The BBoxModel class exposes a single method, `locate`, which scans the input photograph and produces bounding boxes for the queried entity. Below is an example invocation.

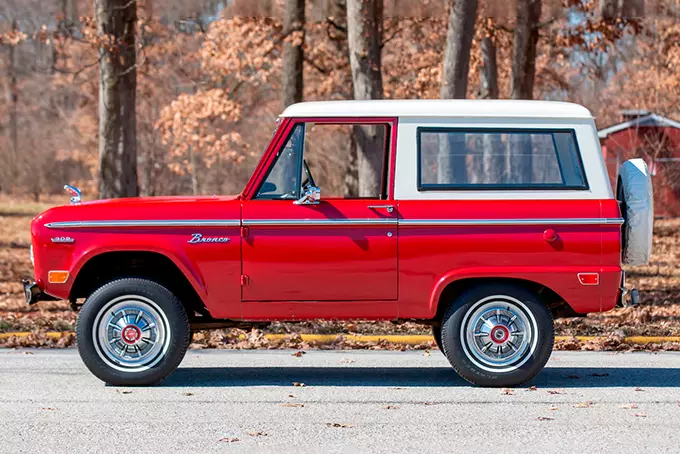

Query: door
[241,120,398,302]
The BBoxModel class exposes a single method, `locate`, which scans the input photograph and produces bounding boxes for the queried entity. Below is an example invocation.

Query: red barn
[598,110,680,217]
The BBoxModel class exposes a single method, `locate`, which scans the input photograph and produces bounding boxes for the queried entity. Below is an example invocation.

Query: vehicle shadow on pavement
[162,366,680,388]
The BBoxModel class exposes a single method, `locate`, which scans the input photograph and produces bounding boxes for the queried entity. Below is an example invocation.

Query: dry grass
[1,197,678,350]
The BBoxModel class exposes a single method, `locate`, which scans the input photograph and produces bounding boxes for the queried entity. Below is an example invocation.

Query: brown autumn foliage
[1,0,677,197]
[0,0,679,349]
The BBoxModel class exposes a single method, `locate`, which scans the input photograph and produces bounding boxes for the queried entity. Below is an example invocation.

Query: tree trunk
[347,0,384,197]
[440,0,478,99]
[511,0,541,100]
[62,0,78,23]
[329,0,359,197]
[96,0,139,199]
[600,0,644,20]
[479,36,498,99]
[479,32,504,183]
[438,0,478,185]
[6,19,19,192]
[189,143,199,195]
[510,0,541,183]
[282,0,305,109]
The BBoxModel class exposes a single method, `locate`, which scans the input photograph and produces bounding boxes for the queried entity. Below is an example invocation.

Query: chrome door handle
[368,205,394,213]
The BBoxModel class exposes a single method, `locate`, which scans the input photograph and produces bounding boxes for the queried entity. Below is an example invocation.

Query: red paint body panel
[397,200,622,317]
[32,196,242,319]
[241,200,398,303]
[30,116,624,322]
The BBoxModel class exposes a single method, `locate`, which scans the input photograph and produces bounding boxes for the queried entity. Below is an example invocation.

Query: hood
[34,195,241,228]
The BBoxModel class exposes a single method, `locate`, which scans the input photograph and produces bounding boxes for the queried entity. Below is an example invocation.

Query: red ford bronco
[24,100,653,387]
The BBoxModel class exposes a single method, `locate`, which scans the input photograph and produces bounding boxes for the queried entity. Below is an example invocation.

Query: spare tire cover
[617,158,653,266]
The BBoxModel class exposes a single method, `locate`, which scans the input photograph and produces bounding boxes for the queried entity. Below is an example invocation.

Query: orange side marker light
[48,271,70,284]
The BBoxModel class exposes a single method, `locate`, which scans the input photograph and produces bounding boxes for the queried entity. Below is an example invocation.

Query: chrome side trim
[398,218,625,226]
[243,218,398,226]
[45,220,241,229]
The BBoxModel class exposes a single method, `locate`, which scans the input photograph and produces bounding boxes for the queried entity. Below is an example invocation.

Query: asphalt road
[1,349,680,454]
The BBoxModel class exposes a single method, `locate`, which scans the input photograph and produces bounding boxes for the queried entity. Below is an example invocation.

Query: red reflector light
[577,273,599,286]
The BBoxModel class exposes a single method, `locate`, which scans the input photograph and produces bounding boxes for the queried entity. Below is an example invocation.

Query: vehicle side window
[255,124,305,199]
[303,123,389,199]
[417,128,588,190]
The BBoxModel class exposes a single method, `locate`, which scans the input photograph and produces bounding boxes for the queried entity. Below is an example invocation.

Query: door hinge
[240,274,248,286]
[240,226,249,238]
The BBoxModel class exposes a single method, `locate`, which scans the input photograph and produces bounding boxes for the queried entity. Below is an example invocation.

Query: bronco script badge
[188,233,230,244]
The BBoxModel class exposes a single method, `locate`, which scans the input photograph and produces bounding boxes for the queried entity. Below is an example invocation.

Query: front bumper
[22,280,59,305]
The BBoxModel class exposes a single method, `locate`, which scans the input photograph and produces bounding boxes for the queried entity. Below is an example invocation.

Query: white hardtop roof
[280,99,593,120]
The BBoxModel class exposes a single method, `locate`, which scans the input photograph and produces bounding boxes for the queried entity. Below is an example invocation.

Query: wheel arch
[69,250,210,319]
[432,276,577,323]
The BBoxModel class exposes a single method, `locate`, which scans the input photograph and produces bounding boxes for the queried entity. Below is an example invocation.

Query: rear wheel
[440,284,554,387]
[76,278,190,386]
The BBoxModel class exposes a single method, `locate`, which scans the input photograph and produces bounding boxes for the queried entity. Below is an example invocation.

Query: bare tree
[511,0,541,100]
[438,0,478,185]
[478,24,504,184]
[600,0,644,20]
[5,19,19,192]
[510,0,542,183]
[440,0,478,99]
[282,0,305,109]
[346,0,384,197]
[479,37,498,99]
[96,0,139,198]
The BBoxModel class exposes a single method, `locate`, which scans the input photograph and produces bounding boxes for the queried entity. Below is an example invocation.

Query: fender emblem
[51,236,75,244]
[188,233,230,244]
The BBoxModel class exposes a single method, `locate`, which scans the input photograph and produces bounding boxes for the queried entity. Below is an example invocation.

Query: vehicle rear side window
[417,128,587,190]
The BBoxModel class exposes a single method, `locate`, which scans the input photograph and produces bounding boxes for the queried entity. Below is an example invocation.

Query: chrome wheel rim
[460,295,538,373]
[93,295,171,372]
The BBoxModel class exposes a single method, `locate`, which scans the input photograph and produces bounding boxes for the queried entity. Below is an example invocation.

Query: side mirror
[294,185,320,205]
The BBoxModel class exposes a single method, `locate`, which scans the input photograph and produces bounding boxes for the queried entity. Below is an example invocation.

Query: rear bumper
[22,280,59,305]
[616,271,639,308]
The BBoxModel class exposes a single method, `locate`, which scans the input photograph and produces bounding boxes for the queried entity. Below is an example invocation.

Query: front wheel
[76,278,190,386]
[440,284,554,387]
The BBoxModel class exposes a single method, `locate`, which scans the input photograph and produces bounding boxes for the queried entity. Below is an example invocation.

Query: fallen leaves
[116,390,132,395]
[292,382,306,387]
[281,403,304,408]
[248,431,267,437]
[182,392,194,396]
[547,390,564,395]
[326,423,352,428]
[526,386,537,391]
[501,388,515,395]
[384,405,399,410]
[635,387,645,392]
[573,401,594,408]
[40,407,56,411]
[218,437,240,443]
[620,404,639,409]
[537,416,554,421]
[291,351,306,357]
[633,412,648,418]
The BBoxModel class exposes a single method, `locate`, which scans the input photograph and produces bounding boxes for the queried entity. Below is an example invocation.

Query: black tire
[432,325,443,352]
[440,284,554,387]
[76,278,190,386]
